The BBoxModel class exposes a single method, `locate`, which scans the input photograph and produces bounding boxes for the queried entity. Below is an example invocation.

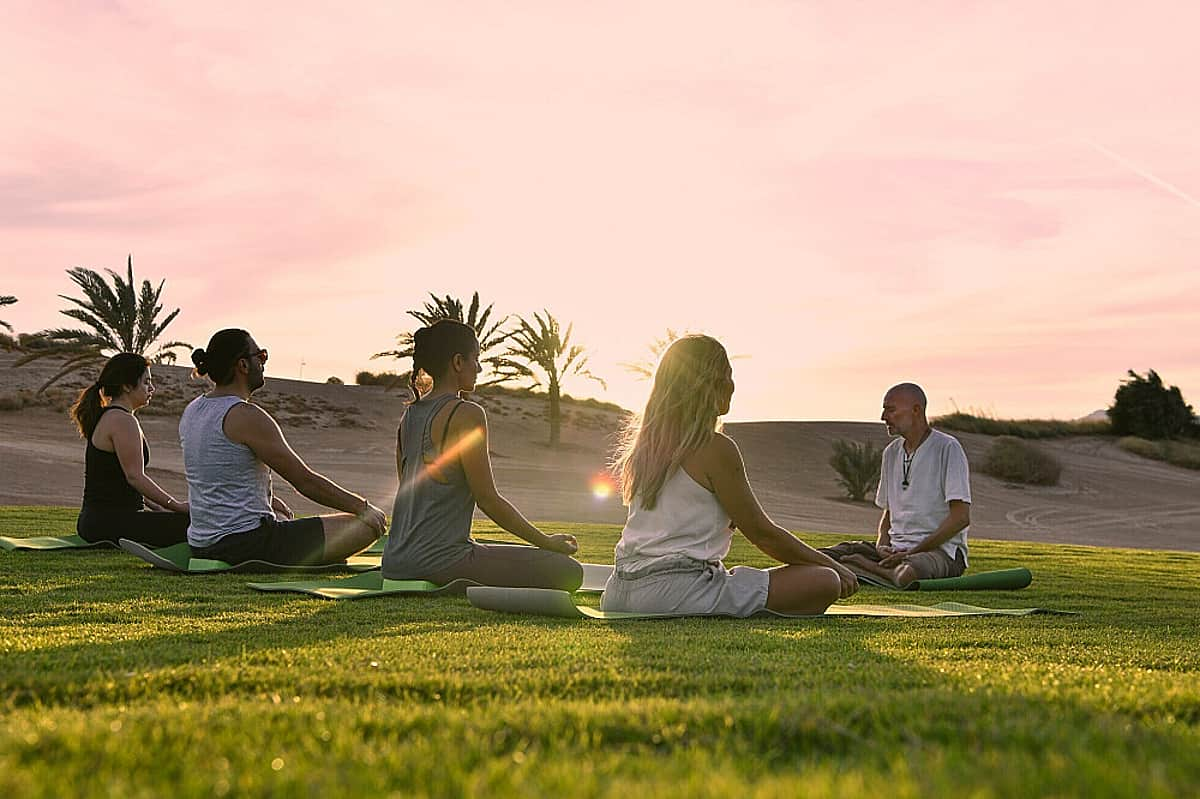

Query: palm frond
[0,294,15,332]
[35,349,108,391]
[13,257,187,390]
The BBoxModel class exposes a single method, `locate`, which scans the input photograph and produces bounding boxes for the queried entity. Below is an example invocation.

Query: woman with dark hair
[602,335,858,616]
[71,352,190,546]
[179,328,387,565]
[381,319,583,589]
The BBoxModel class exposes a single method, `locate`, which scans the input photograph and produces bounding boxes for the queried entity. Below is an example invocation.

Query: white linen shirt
[875,429,972,564]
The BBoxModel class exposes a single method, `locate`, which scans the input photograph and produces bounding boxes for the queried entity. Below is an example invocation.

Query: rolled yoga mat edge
[850,567,1033,591]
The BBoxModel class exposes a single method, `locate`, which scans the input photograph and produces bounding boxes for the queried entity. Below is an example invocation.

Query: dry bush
[829,439,883,501]
[1118,436,1200,470]
[936,412,1109,439]
[0,391,26,411]
[983,436,1062,485]
[0,389,63,413]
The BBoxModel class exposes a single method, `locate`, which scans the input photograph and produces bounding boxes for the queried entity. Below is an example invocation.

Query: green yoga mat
[465,586,1070,620]
[249,571,476,598]
[0,534,116,551]
[248,562,613,598]
[118,539,382,574]
[851,567,1033,591]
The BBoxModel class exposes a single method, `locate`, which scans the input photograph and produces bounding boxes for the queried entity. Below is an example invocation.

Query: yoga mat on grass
[247,562,614,598]
[851,567,1033,591]
[465,586,1071,620]
[0,534,116,551]
[249,571,476,598]
[118,539,381,574]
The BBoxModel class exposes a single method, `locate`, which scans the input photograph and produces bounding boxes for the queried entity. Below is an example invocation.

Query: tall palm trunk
[548,378,561,446]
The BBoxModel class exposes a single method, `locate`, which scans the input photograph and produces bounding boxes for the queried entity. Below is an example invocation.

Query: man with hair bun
[179,328,387,566]
[819,382,973,588]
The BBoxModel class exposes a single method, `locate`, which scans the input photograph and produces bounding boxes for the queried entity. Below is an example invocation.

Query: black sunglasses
[242,348,268,365]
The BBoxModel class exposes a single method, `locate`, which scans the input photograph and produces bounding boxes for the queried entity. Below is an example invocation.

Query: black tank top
[82,406,148,511]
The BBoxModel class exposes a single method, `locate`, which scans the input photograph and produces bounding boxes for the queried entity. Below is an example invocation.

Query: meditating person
[381,319,583,589]
[72,353,190,546]
[602,334,858,617]
[180,329,387,565]
[819,382,971,587]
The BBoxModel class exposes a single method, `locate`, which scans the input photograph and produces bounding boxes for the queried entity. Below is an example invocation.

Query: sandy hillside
[2,353,1199,552]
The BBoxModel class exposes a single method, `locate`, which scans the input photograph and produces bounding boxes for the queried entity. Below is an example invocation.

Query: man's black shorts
[190,515,326,565]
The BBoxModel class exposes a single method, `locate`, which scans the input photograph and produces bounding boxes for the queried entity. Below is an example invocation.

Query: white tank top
[179,394,274,546]
[614,467,732,570]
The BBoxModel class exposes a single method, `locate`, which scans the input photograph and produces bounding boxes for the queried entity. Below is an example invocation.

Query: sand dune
[3,354,1198,551]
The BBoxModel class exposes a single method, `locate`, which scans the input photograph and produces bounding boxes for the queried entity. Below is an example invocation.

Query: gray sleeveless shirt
[179,394,274,546]
[381,393,476,579]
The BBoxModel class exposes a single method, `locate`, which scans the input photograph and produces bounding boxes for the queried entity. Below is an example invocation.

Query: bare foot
[843,553,903,587]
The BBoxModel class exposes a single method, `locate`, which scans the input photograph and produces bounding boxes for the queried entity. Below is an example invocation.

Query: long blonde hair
[613,335,730,509]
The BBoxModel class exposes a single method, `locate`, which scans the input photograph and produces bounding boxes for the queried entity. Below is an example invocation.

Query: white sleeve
[943,438,972,504]
[874,446,889,509]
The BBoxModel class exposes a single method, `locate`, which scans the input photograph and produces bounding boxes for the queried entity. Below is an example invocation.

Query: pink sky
[3,1,1198,421]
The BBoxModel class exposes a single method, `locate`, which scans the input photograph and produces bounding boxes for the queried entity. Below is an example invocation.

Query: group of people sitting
[71,323,972,616]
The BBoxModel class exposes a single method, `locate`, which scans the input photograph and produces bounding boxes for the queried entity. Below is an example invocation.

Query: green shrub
[355,370,403,387]
[829,439,883,501]
[935,412,1109,439]
[1118,436,1200,470]
[1109,369,1197,440]
[983,436,1062,485]
[326,376,344,385]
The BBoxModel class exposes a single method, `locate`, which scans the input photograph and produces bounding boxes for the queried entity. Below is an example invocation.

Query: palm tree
[500,310,606,446]
[15,256,190,391]
[373,291,516,387]
[620,328,686,380]
[0,295,17,350]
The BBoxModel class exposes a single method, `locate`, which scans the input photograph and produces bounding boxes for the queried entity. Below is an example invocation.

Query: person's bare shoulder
[453,400,487,423]
[694,430,741,473]
[223,400,275,438]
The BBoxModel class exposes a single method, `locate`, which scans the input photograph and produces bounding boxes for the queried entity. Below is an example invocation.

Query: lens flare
[590,473,616,500]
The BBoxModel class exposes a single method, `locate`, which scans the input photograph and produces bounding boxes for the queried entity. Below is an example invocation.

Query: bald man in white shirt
[820,383,971,588]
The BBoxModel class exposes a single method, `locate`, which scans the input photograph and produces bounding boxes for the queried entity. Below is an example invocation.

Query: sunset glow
[3,2,1198,421]
[590,474,616,501]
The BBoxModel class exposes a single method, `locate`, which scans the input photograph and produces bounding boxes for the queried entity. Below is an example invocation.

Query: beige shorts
[818,541,966,581]
[601,556,770,618]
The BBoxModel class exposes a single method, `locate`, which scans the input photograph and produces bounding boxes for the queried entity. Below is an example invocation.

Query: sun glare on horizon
[590,473,617,500]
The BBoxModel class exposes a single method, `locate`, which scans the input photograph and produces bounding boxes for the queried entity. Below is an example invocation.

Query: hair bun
[191,347,209,376]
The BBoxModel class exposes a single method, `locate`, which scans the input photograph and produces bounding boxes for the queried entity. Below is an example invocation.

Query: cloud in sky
[3,1,1198,420]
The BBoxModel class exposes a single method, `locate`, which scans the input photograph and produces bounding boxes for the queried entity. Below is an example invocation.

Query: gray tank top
[381,393,476,579]
[179,394,274,546]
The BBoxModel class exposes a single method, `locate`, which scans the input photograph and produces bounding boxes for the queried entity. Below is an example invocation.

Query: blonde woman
[603,335,858,616]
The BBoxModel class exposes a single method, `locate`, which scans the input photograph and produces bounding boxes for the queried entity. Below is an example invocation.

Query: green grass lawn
[2,506,1199,798]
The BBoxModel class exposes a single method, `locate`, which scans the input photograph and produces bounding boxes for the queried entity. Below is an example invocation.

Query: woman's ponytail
[409,327,429,402]
[69,382,105,440]
[407,320,477,403]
